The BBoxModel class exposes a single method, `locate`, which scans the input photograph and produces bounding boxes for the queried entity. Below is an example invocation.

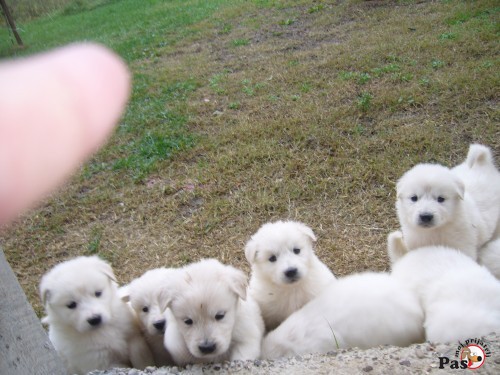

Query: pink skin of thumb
[0,43,131,226]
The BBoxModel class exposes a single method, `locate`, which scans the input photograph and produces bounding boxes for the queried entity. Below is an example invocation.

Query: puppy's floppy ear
[93,256,117,283]
[396,177,406,199]
[158,270,184,312]
[158,287,175,312]
[244,238,259,264]
[39,276,52,306]
[119,285,130,303]
[453,176,465,200]
[294,222,317,242]
[225,265,248,301]
[40,287,51,306]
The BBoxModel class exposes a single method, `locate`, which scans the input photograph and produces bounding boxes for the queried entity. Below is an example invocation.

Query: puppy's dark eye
[215,312,225,321]
[95,291,102,298]
[293,248,301,255]
[184,318,193,326]
[269,255,277,262]
[410,195,418,202]
[142,306,149,313]
[67,301,77,309]
[437,196,445,203]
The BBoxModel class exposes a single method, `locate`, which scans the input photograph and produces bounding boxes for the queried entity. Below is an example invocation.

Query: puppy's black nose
[284,267,298,279]
[198,342,216,354]
[153,319,166,332]
[419,213,434,224]
[87,315,102,327]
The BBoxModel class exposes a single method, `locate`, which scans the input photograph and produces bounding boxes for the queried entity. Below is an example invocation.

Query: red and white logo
[460,344,486,370]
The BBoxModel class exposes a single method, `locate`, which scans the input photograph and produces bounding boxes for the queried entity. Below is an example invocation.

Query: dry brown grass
[1,0,499,317]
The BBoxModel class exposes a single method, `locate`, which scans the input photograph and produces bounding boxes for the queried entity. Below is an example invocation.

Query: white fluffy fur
[452,144,500,277]
[39,256,153,375]
[391,163,482,262]
[245,220,336,331]
[120,268,179,367]
[261,272,424,359]
[391,245,500,343]
[478,238,500,279]
[162,259,264,366]
[452,144,500,240]
[389,144,500,273]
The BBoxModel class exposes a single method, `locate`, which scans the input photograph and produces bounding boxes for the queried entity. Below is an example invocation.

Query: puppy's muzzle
[87,315,102,327]
[198,341,216,355]
[284,267,299,283]
[418,213,434,227]
[153,319,166,333]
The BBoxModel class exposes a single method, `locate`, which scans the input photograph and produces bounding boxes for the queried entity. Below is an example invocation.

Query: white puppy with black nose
[389,144,500,270]
[390,163,474,259]
[245,220,336,331]
[120,268,179,366]
[161,259,264,366]
[39,256,153,375]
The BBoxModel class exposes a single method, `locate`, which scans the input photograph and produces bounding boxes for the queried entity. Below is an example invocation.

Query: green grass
[2,0,247,182]
[231,38,250,47]
[0,0,499,318]
[2,0,239,60]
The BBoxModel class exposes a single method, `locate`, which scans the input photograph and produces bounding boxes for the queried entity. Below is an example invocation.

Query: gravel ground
[91,333,500,375]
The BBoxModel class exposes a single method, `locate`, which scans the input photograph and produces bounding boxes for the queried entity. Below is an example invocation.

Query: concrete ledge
[92,333,500,375]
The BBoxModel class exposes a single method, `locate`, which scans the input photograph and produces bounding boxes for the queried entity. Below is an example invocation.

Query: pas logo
[439,338,491,370]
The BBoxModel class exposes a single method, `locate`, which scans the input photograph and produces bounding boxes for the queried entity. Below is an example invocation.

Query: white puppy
[452,144,500,240]
[161,259,264,366]
[389,162,486,262]
[245,220,336,331]
[452,144,500,277]
[120,268,179,367]
[261,272,424,359]
[39,256,153,375]
[391,243,500,343]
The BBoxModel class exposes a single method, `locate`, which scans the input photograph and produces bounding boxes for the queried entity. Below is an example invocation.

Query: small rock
[400,359,411,367]
[363,365,373,372]
[254,359,262,366]
[415,348,426,359]
[213,110,224,116]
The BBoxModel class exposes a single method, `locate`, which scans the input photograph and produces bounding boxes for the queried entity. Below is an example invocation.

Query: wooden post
[0,0,23,46]
[0,247,65,375]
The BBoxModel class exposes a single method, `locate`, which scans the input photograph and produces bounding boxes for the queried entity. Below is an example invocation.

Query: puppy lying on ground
[245,220,336,331]
[161,258,264,366]
[120,268,179,367]
[391,241,500,343]
[261,272,424,359]
[40,256,153,374]
[388,145,499,263]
